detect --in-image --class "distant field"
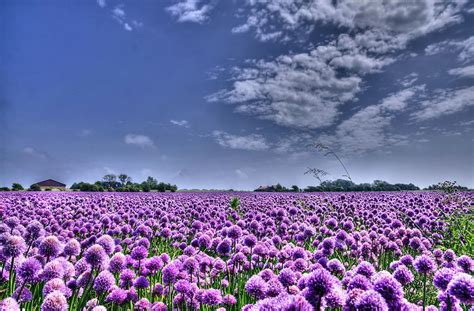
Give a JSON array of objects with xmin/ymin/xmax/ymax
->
[{"xmin": 1, "ymin": 192, "xmax": 473, "ymax": 310}]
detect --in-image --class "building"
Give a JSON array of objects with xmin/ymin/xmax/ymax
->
[{"xmin": 35, "ymin": 179, "xmax": 66, "ymax": 191}]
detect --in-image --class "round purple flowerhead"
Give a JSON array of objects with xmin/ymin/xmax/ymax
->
[
  {"xmin": 13, "ymin": 287, "xmax": 32, "ymax": 304},
  {"xmin": 84, "ymin": 244, "xmax": 108, "ymax": 268},
  {"xmin": 348, "ymin": 274, "xmax": 372, "ymax": 291},
  {"xmin": 134, "ymin": 276, "xmax": 150, "ymax": 289},
  {"xmin": 256, "ymin": 294, "xmax": 313, "ymax": 311},
  {"xmin": 393, "ymin": 265, "xmax": 414, "ymax": 286},
  {"xmin": 202, "ymin": 289, "xmax": 222, "ymax": 306},
  {"xmin": 41, "ymin": 290, "xmax": 68, "ymax": 311},
  {"xmin": 39, "ymin": 236, "xmax": 62, "ymax": 259},
  {"xmin": 433, "ymin": 268, "xmax": 456, "ymax": 291},
  {"xmin": 456, "ymin": 255, "xmax": 474, "ymax": 273},
  {"xmin": 355, "ymin": 261, "xmax": 375, "ymax": 278},
  {"xmin": 305, "ymin": 268, "xmax": 336, "ymax": 299},
  {"xmin": 447, "ymin": 272, "xmax": 474, "ymax": 305},
  {"xmin": 131, "ymin": 246, "xmax": 148, "ymax": 261},
  {"xmin": 266, "ymin": 278, "xmax": 285, "ymax": 298},
  {"xmin": 216, "ymin": 239, "xmax": 231, "ymax": 257},
  {"xmin": 414, "ymin": 255, "xmax": 436, "ymax": 274},
  {"xmin": 355, "ymin": 290, "xmax": 388, "ymax": 311},
  {"xmin": 106, "ymin": 288, "xmax": 128, "ymax": 305},
  {"xmin": 162, "ymin": 263, "xmax": 179, "ymax": 285},
  {"xmin": 94, "ymin": 271, "xmax": 115, "ymax": 294},
  {"xmin": 245, "ymin": 275, "xmax": 267, "ymax": 299},
  {"xmin": 63, "ymin": 239, "xmax": 80, "ymax": 257},
  {"xmin": 227, "ymin": 225, "xmax": 242, "ymax": 240},
  {"xmin": 109, "ymin": 253, "xmax": 126, "ymax": 274},
  {"xmin": 278, "ymin": 268, "xmax": 296, "ymax": 288},
  {"xmin": 0, "ymin": 297, "xmax": 20, "ymax": 311},
  {"xmin": 17, "ymin": 257, "xmax": 42, "ymax": 281},
  {"xmin": 243, "ymin": 235, "xmax": 257, "ymax": 248},
  {"xmin": 372, "ymin": 272, "xmax": 404, "ymax": 309},
  {"xmin": 43, "ymin": 278, "xmax": 71, "ymax": 298},
  {"xmin": 175, "ymin": 279, "xmax": 191, "ymax": 294},
  {"xmin": 3, "ymin": 235, "xmax": 26, "ymax": 258}
]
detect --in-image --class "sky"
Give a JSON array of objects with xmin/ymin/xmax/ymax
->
[{"xmin": 1, "ymin": 0, "xmax": 473, "ymax": 190}]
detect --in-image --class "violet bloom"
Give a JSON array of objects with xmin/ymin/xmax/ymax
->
[
  {"xmin": 456, "ymin": 255, "xmax": 474, "ymax": 273},
  {"xmin": 245, "ymin": 275, "xmax": 267, "ymax": 299},
  {"xmin": 96, "ymin": 235, "xmax": 115, "ymax": 256},
  {"xmin": 354, "ymin": 290, "xmax": 388, "ymax": 311},
  {"xmin": 3, "ymin": 235, "xmax": 26, "ymax": 258},
  {"xmin": 162, "ymin": 263, "xmax": 179, "ymax": 285},
  {"xmin": 63, "ymin": 239, "xmax": 80, "ymax": 257},
  {"xmin": 393, "ymin": 265, "xmax": 414, "ymax": 286},
  {"xmin": 84, "ymin": 244, "xmax": 108, "ymax": 268},
  {"xmin": 39, "ymin": 236, "xmax": 62, "ymax": 259},
  {"xmin": 13, "ymin": 287, "xmax": 32, "ymax": 304},
  {"xmin": 372, "ymin": 272, "xmax": 404, "ymax": 309},
  {"xmin": 41, "ymin": 290, "xmax": 68, "ymax": 311},
  {"xmin": 133, "ymin": 276, "xmax": 150, "ymax": 289},
  {"xmin": 93, "ymin": 271, "xmax": 115, "ymax": 294},
  {"xmin": 355, "ymin": 261, "xmax": 375, "ymax": 278},
  {"xmin": 109, "ymin": 253, "xmax": 126, "ymax": 274},
  {"xmin": 255, "ymin": 294, "xmax": 312, "ymax": 311},
  {"xmin": 348, "ymin": 274, "xmax": 372, "ymax": 291},
  {"xmin": 433, "ymin": 268, "xmax": 456, "ymax": 291},
  {"xmin": 304, "ymin": 268, "xmax": 337, "ymax": 308},
  {"xmin": 278, "ymin": 268, "xmax": 296, "ymax": 288},
  {"xmin": 43, "ymin": 278, "xmax": 72, "ymax": 298},
  {"xmin": 17, "ymin": 257, "xmax": 42, "ymax": 282},
  {"xmin": 447, "ymin": 273, "xmax": 474, "ymax": 305},
  {"xmin": 131, "ymin": 246, "xmax": 148, "ymax": 261},
  {"xmin": 202, "ymin": 289, "xmax": 222, "ymax": 306},
  {"xmin": 414, "ymin": 255, "xmax": 436, "ymax": 274},
  {"xmin": 0, "ymin": 297, "xmax": 20, "ymax": 311},
  {"xmin": 106, "ymin": 288, "xmax": 128, "ymax": 305}
]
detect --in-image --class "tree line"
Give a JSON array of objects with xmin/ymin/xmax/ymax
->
[
  {"xmin": 254, "ymin": 179, "xmax": 471, "ymax": 192},
  {"xmin": 70, "ymin": 174, "xmax": 177, "ymax": 192}
]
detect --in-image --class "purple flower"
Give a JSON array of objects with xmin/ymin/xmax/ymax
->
[
  {"xmin": 355, "ymin": 290, "xmax": 388, "ymax": 311},
  {"xmin": 202, "ymin": 289, "xmax": 222, "ymax": 306},
  {"xmin": 456, "ymin": 255, "xmax": 473, "ymax": 273},
  {"xmin": 41, "ymin": 290, "xmax": 68, "ymax": 311},
  {"xmin": 119, "ymin": 269, "xmax": 135, "ymax": 288},
  {"xmin": 227, "ymin": 225, "xmax": 242, "ymax": 240},
  {"xmin": 433, "ymin": 268, "xmax": 456, "ymax": 291},
  {"xmin": 131, "ymin": 246, "xmax": 148, "ymax": 261},
  {"xmin": 216, "ymin": 239, "xmax": 231, "ymax": 256},
  {"xmin": 393, "ymin": 265, "xmax": 414, "ymax": 286},
  {"xmin": 0, "ymin": 298, "xmax": 20, "ymax": 311},
  {"xmin": 17, "ymin": 257, "xmax": 41, "ymax": 281},
  {"xmin": 355, "ymin": 261, "xmax": 375, "ymax": 278},
  {"xmin": 43, "ymin": 278, "xmax": 71, "ymax": 298},
  {"xmin": 304, "ymin": 268, "xmax": 336, "ymax": 305},
  {"xmin": 372, "ymin": 272, "xmax": 404, "ymax": 309},
  {"xmin": 39, "ymin": 236, "xmax": 62, "ymax": 259},
  {"xmin": 278, "ymin": 268, "xmax": 296, "ymax": 288},
  {"xmin": 245, "ymin": 275, "xmax": 267, "ymax": 299},
  {"xmin": 106, "ymin": 288, "xmax": 128, "ymax": 305},
  {"xmin": 96, "ymin": 235, "xmax": 115, "ymax": 255},
  {"xmin": 109, "ymin": 253, "xmax": 126, "ymax": 274},
  {"xmin": 84, "ymin": 244, "xmax": 108, "ymax": 268},
  {"xmin": 63, "ymin": 239, "xmax": 80, "ymax": 257},
  {"xmin": 243, "ymin": 234, "xmax": 257, "ymax": 248},
  {"xmin": 133, "ymin": 276, "xmax": 150, "ymax": 289},
  {"xmin": 256, "ymin": 294, "xmax": 313, "ymax": 310},
  {"xmin": 175, "ymin": 279, "xmax": 191, "ymax": 294},
  {"xmin": 94, "ymin": 271, "xmax": 115, "ymax": 294},
  {"xmin": 13, "ymin": 287, "xmax": 32, "ymax": 303},
  {"xmin": 348, "ymin": 274, "xmax": 372, "ymax": 291},
  {"xmin": 447, "ymin": 272, "xmax": 474, "ymax": 305},
  {"xmin": 162, "ymin": 263, "xmax": 179, "ymax": 285},
  {"xmin": 414, "ymin": 255, "xmax": 436, "ymax": 274},
  {"xmin": 266, "ymin": 278, "xmax": 285, "ymax": 297},
  {"xmin": 3, "ymin": 235, "xmax": 26, "ymax": 258}
]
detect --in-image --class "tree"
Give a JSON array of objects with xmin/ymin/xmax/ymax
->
[
  {"xmin": 102, "ymin": 174, "xmax": 118, "ymax": 189},
  {"xmin": 29, "ymin": 184, "xmax": 41, "ymax": 191},
  {"xmin": 291, "ymin": 185, "xmax": 300, "ymax": 192},
  {"xmin": 11, "ymin": 183, "xmax": 24, "ymax": 191},
  {"xmin": 118, "ymin": 174, "xmax": 132, "ymax": 187}
]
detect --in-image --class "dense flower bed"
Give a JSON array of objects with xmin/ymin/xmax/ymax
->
[{"xmin": 0, "ymin": 192, "xmax": 473, "ymax": 310}]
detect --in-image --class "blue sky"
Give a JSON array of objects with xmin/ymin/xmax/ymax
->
[{"xmin": 1, "ymin": 0, "xmax": 473, "ymax": 189}]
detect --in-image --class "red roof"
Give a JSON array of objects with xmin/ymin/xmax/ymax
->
[{"xmin": 35, "ymin": 179, "xmax": 66, "ymax": 187}]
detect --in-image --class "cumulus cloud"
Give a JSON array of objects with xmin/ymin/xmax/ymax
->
[
  {"xmin": 97, "ymin": 0, "xmax": 106, "ymax": 8},
  {"xmin": 209, "ymin": 34, "xmax": 394, "ymax": 129},
  {"xmin": 319, "ymin": 85, "xmax": 423, "ymax": 153},
  {"xmin": 411, "ymin": 86, "xmax": 474, "ymax": 121},
  {"xmin": 109, "ymin": 5, "xmax": 140, "ymax": 31},
  {"xmin": 124, "ymin": 134, "xmax": 156, "ymax": 149},
  {"xmin": 235, "ymin": 169, "xmax": 248, "ymax": 179},
  {"xmin": 425, "ymin": 36, "xmax": 474, "ymax": 62},
  {"xmin": 22, "ymin": 147, "xmax": 49, "ymax": 159},
  {"xmin": 166, "ymin": 0, "xmax": 216, "ymax": 23},
  {"xmin": 212, "ymin": 131, "xmax": 269, "ymax": 151},
  {"xmin": 233, "ymin": 0, "xmax": 466, "ymax": 44},
  {"xmin": 448, "ymin": 65, "xmax": 474, "ymax": 78},
  {"xmin": 170, "ymin": 119, "xmax": 190, "ymax": 127}
]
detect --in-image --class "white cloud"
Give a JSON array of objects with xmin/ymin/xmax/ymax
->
[
  {"xmin": 124, "ymin": 134, "xmax": 156, "ymax": 149},
  {"xmin": 170, "ymin": 119, "xmax": 190, "ymax": 127},
  {"xmin": 233, "ymin": 0, "xmax": 466, "ymax": 44},
  {"xmin": 425, "ymin": 36, "xmax": 474, "ymax": 62},
  {"xmin": 411, "ymin": 86, "xmax": 474, "ymax": 121},
  {"xmin": 212, "ymin": 131, "xmax": 269, "ymax": 151},
  {"xmin": 110, "ymin": 6, "xmax": 139, "ymax": 31},
  {"xmin": 319, "ymin": 85, "xmax": 423, "ymax": 153},
  {"xmin": 166, "ymin": 0, "xmax": 216, "ymax": 23},
  {"xmin": 78, "ymin": 129, "xmax": 92, "ymax": 137},
  {"xmin": 209, "ymin": 34, "xmax": 394, "ymax": 129},
  {"xmin": 97, "ymin": 0, "xmax": 106, "ymax": 8},
  {"xmin": 22, "ymin": 147, "xmax": 49, "ymax": 159},
  {"xmin": 235, "ymin": 169, "xmax": 248, "ymax": 179},
  {"xmin": 448, "ymin": 65, "xmax": 474, "ymax": 78}
]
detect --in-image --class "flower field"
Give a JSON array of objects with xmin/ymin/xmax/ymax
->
[{"xmin": 0, "ymin": 192, "xmax": 473, "ymax": 311}]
